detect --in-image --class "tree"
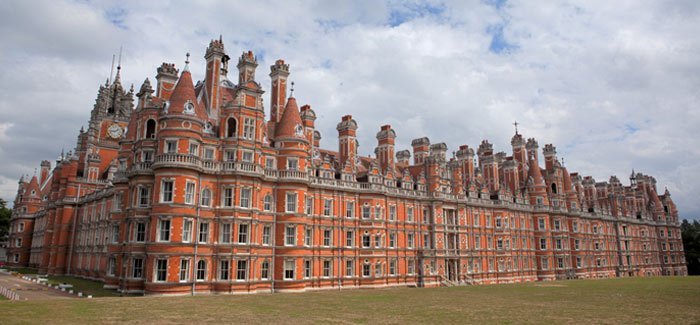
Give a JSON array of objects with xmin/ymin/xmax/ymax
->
[
  {"xmin": 0, "ymin": 198, "xmax": 11, "ymax": 241},
  {"xmin": 681, "ymin": 219, "xmax": 700, "ymax": 275}
]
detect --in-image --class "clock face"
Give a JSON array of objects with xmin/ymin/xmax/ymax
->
[{"xmin": 108, "ymin": 124, "xmax": 123, "ymax": 139}]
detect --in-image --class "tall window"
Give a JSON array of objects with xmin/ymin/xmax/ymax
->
[
  {"xmin": 323, "ymin": 199, "xmax": 332, "ymax": 216},
  {"xmin": 223, "ymin": 188, "xmax": 234, "ymax": 207},
  {"xmin": 362, "ymin": 233, "xmax": 371, "ymax": 248},
  {"xmin": 540, "ymin": 238, "xmax": 547, "ymax": 250},
  {"xmin": 107, "ymin": 257, "xmax": 116, "ymax": 276},
  {"xmin": 236, "ymin": 260, "xmax": 248, "ymax": 280},
  {"xmin": 227, "ymin": 117, "xmax": 237, "ymax": 138},
  {"xmin": 238, "ymin": 224, "xmax": 249, "ymax": 244},
  {"xmin": 407, "ymin": 233, "xmax": 414, "ymax": 249},
  {"xmin": 156, "ymin": 259, "xmax": 168, "ymax": 282},
  {"xmin": 132, "ymin": 258, "xmax": 144, "ymax": 278},
  {"xmin": 242, "ymin": 151, "xmax": 253, "ymax": 163},
  {"xmin": 346, "ymin": 202, "xmax": 355, "ymax": 218},
  {"xmin": 345, "ymin": 260, "xmax": 354, "ymax": 277},
  {"xmin": 188, "ymin": 143, "xmax": 199, "ymax": 156},
  {"xmin": 196, "ymin": 260, "xmax": 207, "ymax": 281},
  {"xmin": 261, "ymin": 260, "xmax": 270, "ymax": 280},
  {"xmin": 389, "ymin": 232, "xmax": 396, "ymax": 248},
  {"xmin": 182, "ymin": 219, "xmax": 193, "ymax": 243},
  {"xmin": 137, "ymin": 186, "xmax": 150, "ymax": 207},
  {"xmin": 135, "ymin": 222, "xmax": 146, "ymax": 242},
  {"xmin": 362, "ymin": 262, "xmax": 371, "ymax": 277},
  {"xmin": 389, "ymin": 259, "xmax": 396, "ymax": 276},
  {"xmin": 285, "ymin": 226, "xmax": 296, "ymax": 246},
  {"xmin": 158, "ymin": 219, "xmax": 171, "ymax": 242},
  {"xmin": 179, "ymin": 259, "xmax": 190, "ymax": 282},
  {"xmin": 304, "ymin": 227, "xmax": 312, "ymax": 246},
  {"xmin": 262, "ymin": 225, "xmax": 271, "ymax": 245},
  {"xmin": 284, "ymin": 260, "xmax": 295, "ymax": 280},
  {"xmin": 240, "ymin": 188, "xmax": 251, "ymax": 208},
  {"xmin": 323, "ymin": 260, "xmax": 332, "ymax": 278},
  {"xmin": 198, "ymin": 222, "xmax": 209, "ymax": 244},
  {"xmin": 161, "ymin": 180, "xmax": 174, "ymax": 203},
  {"xmin": 145, "ymin": 119, "xmax": 156, "ymax": 139},
  {"xmin": 287, "ymin": 158, "xmax": 298, "ymax": 170},
  {"xmin": 200, "ymin": 188, "xmax": 211, "ymax": 207},
  {"xmin": 165, "ymin": 140, "xmax": 177, "ymax": 153},
  {"xmin": 204, "ymin": 148, "xmax": 215, "ymax": 160},
  {"xmin": 185, "ymin": 182, "xmax": 195, "ymax": 205},
  {"xmin": 305, "ymin": 196, "xmax": 313, "ymax": 215},
  {"xmin": 304, "ymin": 260, "xmax": 311, "ymax": 279},
  {"xmin": 286, "ymin": 192, "xmax": 297, "ymax": 213},
  {"xmin": 323, "ymin": 229, "xmax": 332, "ymax": 247},
  {"xmin": 220, "ymin": 260, "xmax": 230, "ymax": 280},
  {"xmin": 220, "ymin": 223, "xmax": 231, "ymax": 244},
  {"xmin": 263, "ymin": 194, "xmax": 272, "ymax": 211},
  {"xmin": 374, "ymin": 205, "xmax": 381, "ymax": 219},
  {"xmin": 389, "ymin": 205, "xmax": 396, "ymax": 221},
  {"xmin": 346, "ymin": 230, "xmax": 354, "ymax": 247},
  {"xmin": 407, "ymin": 207, "xmax": 414, "ymax": 222},
  {"xmin": 362, "ymin": 205, "xmax": 370, "ymax": 219},
  {"xmin": 243, "ymin": 117, "xmax": 255, "ymax": 140}
]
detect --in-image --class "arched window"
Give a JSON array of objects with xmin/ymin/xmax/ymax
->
[
  {"xmin": 196, "ymin": 260, "xmax": 207, "ymax": 281},
  {"xmin": 551, "ymin": 183, "xmax": 557, "ymax": 194},
  {"xmin": 264, "ymin": 194, "xmax": 272, "ymax": 211},
  {"xmin": 201, "ymin": 188, "xmax": 211, "ymax": 207},
  {"xmin": 227, "ymin": 117, "xmax": 237, "ymax": 138},
  {"xmin": 145, "ymin": 119, "xmax": 156, "ymax": 139}
]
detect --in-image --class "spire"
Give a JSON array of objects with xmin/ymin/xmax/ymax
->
[
  {"xmin": 275, "ymin": 97, "xmax": 305, "ymax": 140},
  {"xmin": 166, "ymin": 56, "xmax": 206, "ymax": 119},
  {"xmin": 114, "ymin": 46, "xmax": 123, "ymax": 84}
]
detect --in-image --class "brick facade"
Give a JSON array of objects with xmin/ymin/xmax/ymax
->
[{"xmin": 7, "ymin": 39, "xmax": 687, "ymax": 295}]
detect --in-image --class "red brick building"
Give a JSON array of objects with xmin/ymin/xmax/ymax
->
[{"xmin": 7, "ymin": 39, "xmax": 687, "ymax": 295}]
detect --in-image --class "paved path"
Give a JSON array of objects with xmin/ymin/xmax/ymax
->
[{"xmin": 0, "ymin": 272, "xmax": 75, "ymax": 300}]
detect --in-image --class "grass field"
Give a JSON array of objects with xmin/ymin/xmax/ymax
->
[{"xmin": 1, "ymin": 277, "xmax": 699, "ymax": 324}]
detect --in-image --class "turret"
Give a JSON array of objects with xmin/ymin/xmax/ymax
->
[{"xmin": 396, "ymin": 150, "xmax": 411, "ymax": 166}]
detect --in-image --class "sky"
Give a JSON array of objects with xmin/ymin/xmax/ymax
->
[{"xmin": 0, "ymin": 0, "xmax": 698, "ymax": 219}]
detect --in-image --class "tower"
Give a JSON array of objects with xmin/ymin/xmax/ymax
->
[
  {"xmin": 237, "ymin": 50, "xmax": 258, "ymax": 85},
  {"xmin": 270, "ymin": 59, "xmax": 290, "ymax": 123},
  {"xmin": 204, "ymin": 37, "xmax": 229, "ymax": 115}
]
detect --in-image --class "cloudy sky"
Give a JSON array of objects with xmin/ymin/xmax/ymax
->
[{"xmin": 0, "ymin": 0, "xmax": 698, "ymax": 218}]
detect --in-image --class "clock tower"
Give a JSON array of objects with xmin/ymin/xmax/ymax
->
[{"xmin": 75, "ymin": 65, "xmax": 134, "ymax": 179}]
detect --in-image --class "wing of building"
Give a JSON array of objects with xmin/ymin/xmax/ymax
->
[{"xmin": 6, "ymin": 39, "xmax": 687, "ymax": 295}]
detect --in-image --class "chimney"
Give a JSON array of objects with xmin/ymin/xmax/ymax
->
[
  {"xmin": 155, "ymin": 63, "xmax": 179, "ymax": 99},
  {"xmin": 40, "ymin": 160, "xmax": 51, "ymax": 185},
  {"xmin": 411, "ymin": 137, "xmax": 430, "ymax": 164},
  {"xmin": 336, "ymin": 115, "xmax": 358, "ymax": 168},
  {"xmin": 375, "ymin": 125, "xmax": 396, "ymax": 173}
]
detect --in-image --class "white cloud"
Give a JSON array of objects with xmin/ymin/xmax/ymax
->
[{"xmin": 0, "ymin": 0, "xmax": 698, "ymax": 219}]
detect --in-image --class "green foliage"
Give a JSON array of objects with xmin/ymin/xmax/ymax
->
[
  {"xmin": 681, "ymin": 219, "xmax": 700, "ymax": 275},
  {"xmin": 0, "ymin": 198, "xmax": 11, "ymax": 241}
]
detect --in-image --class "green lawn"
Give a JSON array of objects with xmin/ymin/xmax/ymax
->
[
  {"xmin": 1, "ymin": 277, "xmax": 699, "ymax": 324},
  {"xmin": 46, "ymin": 276, "xmax": 121, "ymax": 298}
]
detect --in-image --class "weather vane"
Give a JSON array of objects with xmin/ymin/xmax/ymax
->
[
  {"xmin": 290, "ymin": 81, "xmax": 295, "ymax": 97},
  {"xmin": 513, "ymin": 121, "xmax": 519, "ymax": 134}
]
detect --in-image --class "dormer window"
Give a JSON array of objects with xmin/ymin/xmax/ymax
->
[
  {"xmin": 295, "ymin": 124, "xmax": 304, "ymax": 137},
  {"xmin": 184, "ymin": 100, "xmax": 195, "ymax": 114},
  {"xmin": 162, "ymin": 101, "xmax": 170, "ymax": 113}
]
